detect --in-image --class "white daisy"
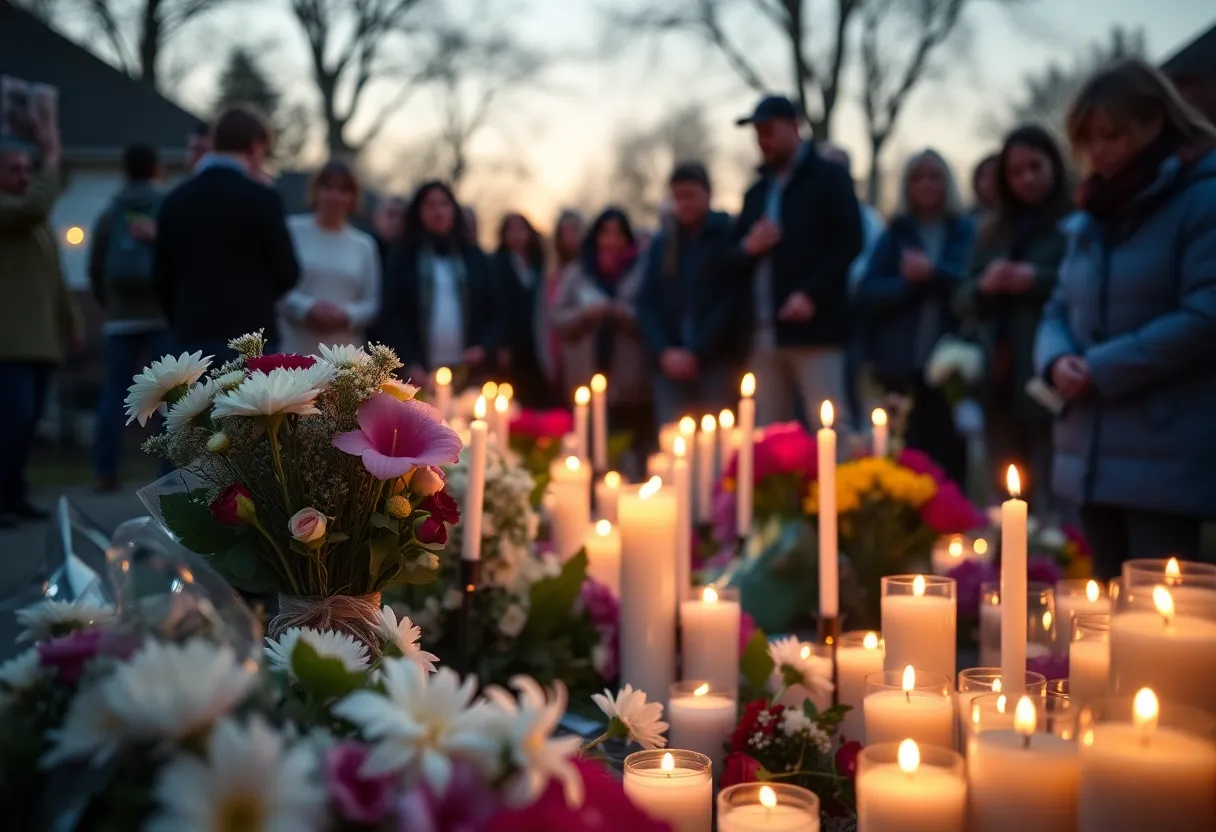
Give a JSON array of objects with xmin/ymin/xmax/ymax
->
[
  {"xmin": 332, "ymin": 660, "xmax": 500, "ymax": 793},
  {"xmin": 377, "ymin": 607, "xmax": 439, "ymax": 674},
  {"xmin": 590, "ymin": 684, "xmax": 669, "ymax": 750},
  {"xmin": 15, "ymin": 598, "xmax": 116, "ymax": 643},
  {"xmin": 125, "ymin": 351, "xmax": 213, "ymax": 426},
  {"xmin": 42, "ymin": 687, "xmax": 127, "ymax": 767},
  {"xmin": 264, "ymin": 627, "xmax": 371, "ymax": 680},
  {"xmin": 484, "ymin": 676, "xmax": 583, "ymax": 808},
  {"xmin": 0, "ymin": 648, "xmax": 43, "ymax": 691},
  {"xmin": 147, "ymin": 715, "xmax": 326, "ymax": 832},
  {"xmin": 315, "ymin": 343, "xmax": 369, "ymax": 368},
  {"xmin": 768, "ymin": 636, "xmax": 835, "ymax": 703},
  {"xmin": 212, "ymin": 364, "xmax": 336, "ymax": 419},
  {"xmin": 214, "ymin": 369, "xmax": 248, "ymax": 392},
  {"xmin": 165, "ymin": 379, "xmax": 216, "ymax": 433}
]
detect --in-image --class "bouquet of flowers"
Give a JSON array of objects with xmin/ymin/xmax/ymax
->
[
  {"xmin": 129, "ymin": 333, "xmax": 461, "ymax": 648},
  {"xmin": 712, "ymin": 422, "xmax": 819, "ymax": 546},
  {"xmin": 924, "ymin": 334, "xmax": 984, "ymax": 404},
  {"xmin": 510, "ymin": 408, "xmax": 574, "ymax": 503}
]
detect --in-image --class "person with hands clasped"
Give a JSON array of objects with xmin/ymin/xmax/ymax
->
[{"xmin": 1034, "ymin": 59, "xmax": 1216, "ymax": 579}]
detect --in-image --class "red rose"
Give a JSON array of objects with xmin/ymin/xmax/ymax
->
[
  {"xmin": 417, "ymin": 516, "xmax": 448, "ymax": 545},
  {"xmin": 209, "ymin": 483, "xmax": 255, "ymax": 526},
  {"xmin": 731, "ymin": 699, "xmax": 783, "ymax": 751},
  {"xmin": 421, "ymin": 490, "xmax": 461, "ymax": 525},
  {"xmin": 720, "ymin": 752, "xmax": 763, "ymax": 789},
  {"xmin": 246, "ymin": 353, "xmax": 316, "ymax": 374},
  {"xmin": 835, "ymin": 740, "xmax": 863, "ymax": 779}
]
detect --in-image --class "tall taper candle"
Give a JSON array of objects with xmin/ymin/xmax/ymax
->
[
  {"xmin": 872, "ymin": 408, "xmax": 889, "ymax": 458},
  {"xmin": 1001, "ymin": 465, "xmax": 1028, "ymax": 687},
  {"xmin": 433, "ymin": 366, "xmax": 452, "ymax": 420},
  {"xmin": 818, "ymin": 401, "xmax": 839, "ymax": 618},
  {"xmin": 462, "ymin": 396, "xmax": 489, "ymax": 562},
  {"xmin": 718, "ymin": 409, "xmax": 738, "ymax": 467},
  {"xmin": 696, "ymin": 414, "xmax": 717, "ymax": 524},
  {"xmin": 619, "ymin": 477, "xmax": 679, "ymax": 701},
  {"xmin": 736, "ymin": 374, "xmax": 756, "ymax": 538},
  {"xmin": 574, "ymin": 386, "xmax": 590, "ymax": 462},
  {"xmin": 493, "ymin": 394, "xmax": 510, "ymax": 448},
  {"xmin": 595, "ymin": 471, "xmax": 622, "ymax": 524},
  {"xmin": 591, "ymin": 373, "xmax": 608, "ymax": 471},
  {"xmin": 673, "ymin": 437, "xmax": 692, "ymax": 597}
]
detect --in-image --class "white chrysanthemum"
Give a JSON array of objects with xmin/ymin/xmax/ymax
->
[
  {"xmin": 165, "ymin": 379, "xmax": 216, "ymax": 433},
  {"xmin": 591, "ymin": 684, "xmax": 669, "ymax": 750},
  {"xmin": 0, "ymin": 648, "xmax": 43, "ymax": 691},
  {"xmin": 147, "ymin": 715, "xmax": 326, "ymax": 832},
  {"xmin": 16, "ymin": 598, "xmax": 116, "ymax": 643},
  {"xmin": 214, "ymin": 369, "xmax": 247, "ymax": 392},
  {"xmin": 484, "ymin": 676, "xmax": 583, "ymax": 808},
  {"xmin": 780, "ymin": 707, "xmax": 812, "ymax": 737},
  {"xmin": 332, "ymin": 660, "xmax": 500, "ymax": 793},
  {"xmin": 315, "ymin": 343, "xmax": 369, "ymax": 368},
  {"xmin": 125, "ymin": 351, "xmax": 212, "ymax": 426},
  {"xmin": 768, "ymin": 636, "xmax": 835, "ymax": 703},
  {"xmin": 377, "ymin": 607, "xmax": 439, "ymax": 674},
  {"xmin": 264, "ymin": 627, "xmax": 371, "ymax": 680},
  {"xmin": 212, "ymin": 364, "xmax": 336, "ymax": 419},
  {"xmin": 43, "ymin": 688, "xmax": 126, "ymax": 767}
]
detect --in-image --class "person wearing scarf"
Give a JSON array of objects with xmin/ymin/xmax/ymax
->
[
  {"xmin": 493, "ymin": 212, "xmax": 554, "ymax": 408},
  {"xmin": 956, "ymin": 126, "xmax": 1072, "ymax": 510},
  {"xmin": 1035, "ymin": 59, "xmax": 1216, "ymax": 579}
]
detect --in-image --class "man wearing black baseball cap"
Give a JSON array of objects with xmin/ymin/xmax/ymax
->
[{"xmin": 732, "ymin": 94, "xmax": 863, "ymax": 428}]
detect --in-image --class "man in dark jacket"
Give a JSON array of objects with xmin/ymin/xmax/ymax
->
[
  {"xmin": 734, "ymin": 96, "xmax": 863, "ymax": 427},
  {"xmin": 638, "ymin": 162, "xmax": 748, "ymax": 425},
  {"xmin": 153, "ymin": 104, "xmax": 299, "ymax": 358}
]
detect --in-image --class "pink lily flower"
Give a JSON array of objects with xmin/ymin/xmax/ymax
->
[{"xmin": 333, "ymin": 393, "xmax": 462, "ymax": 480}]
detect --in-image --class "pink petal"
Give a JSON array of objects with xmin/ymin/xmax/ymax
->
[
  {"xmin": 362, "ymin": 449, "xmax": 416, "ymax": 481},
  {"xmin": 333, "ymin": 429, "xmax": 374, "ymax": 456}
]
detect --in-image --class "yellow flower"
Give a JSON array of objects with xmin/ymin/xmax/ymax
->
[{"xmin": 386, "ymin": 495, "xmax": 413, "ymax": 519}]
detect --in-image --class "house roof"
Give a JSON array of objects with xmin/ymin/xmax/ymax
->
[
  {"xmin": 1162, "ymin": 22, "xmax": 1216, "ymax": 79},
  {"xmin": 0, "ymin": 1, "xmax": 201, "ymax": 164}
]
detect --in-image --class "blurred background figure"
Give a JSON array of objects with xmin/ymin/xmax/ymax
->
[
  {"xmin": 461, "ymin": 204, "xmax": 479, "ymax": 247},
  {"xmin": 371, "ymin": 194, "xmax": 407, "ymax": 268},
  {"xmin": 543, "ymin": 209, "xmax": 584, "ymax": 397},
  {"xmin": 970, "ymin": 153, "xmax": 1000, "ymax": 222},
  {"xmin": 280, "ymin": 159, "xmax": 380, "ymax": 356},
  {"xmin": 494, "ymin": 212, "xmax": 553, "ymax": 407},
  {"xmin": 186, "ymin": 120, "xmax": 211, "ymax": 172}
]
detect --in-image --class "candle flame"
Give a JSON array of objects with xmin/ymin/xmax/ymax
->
[
  {"xmin": 1082, "ymin": 729, "xmax": 1094, "ymax": 747},
  {"xmin": 595, "ymin": 519, "xmax": 612, "ymax": 536},
  {"xmin": 481, "ymin": 381, "xmax": 499, "ymax": 400},
  {"xmin": 565, "ymin": 456, "xmax": 581, "ymax": 472},
  {"xmin": 741, "ymin": 373, "xmax": 756, "ymax": 398},
  {"xmin": 1165, "ymin": 557, "xmax": 1181, "ymax": 579},
  {"xmin": 974, "ymin": 538, "xmax": 989, "ymax": 555},
  {"xmin": 863, "ymin": 632, "xmax": 879, "ymax": 650},
  {"xmin": 992, "ymin": 677, "xmax": 1002, "ymax": 693},
  {"xmin": 693, "ymin": 683, "xmax": 710, "ymax": 697},
  {"xmin": 494, "ymin": 394, "xmax": 509, "ymax": 414},
  {"xmin": 575, "ymin": 386, "xmax": 591, "ymax": 406},
  {"xmin": 948, "ymin": 537, "xmax": 963, "ymax": 558},
  {"xmin": 435, "ymin": 366, "xmax": 452, "ymax": 386},
  {"xmin": 759, "ymin": 785, "xmax": 777, "ymax": 808},
  {"xmin": 474, "ymin": 396, "xmax": 487, "ymax": 420},
  {"xmin": 700, "ymin": 414, "xmax": 716, "ymax": 433},
  {"xmin": 1153, "ymin": 585, "xmax": 1174, "ymax": 624},
  {"xmin": 679, "ymin": 416, "xmax": 696, "ymax": 436},
  {"xmin": 1086, "ymin": 580, "xmax": 1101, "ymax": 603},
  {"xmin": 1042, "ymin": 610, "xmax": 1054, "ymax": 632},
  {"xmin": 820, "ymin": 400, "xmax": 834, "ymax": 429},
  {"xmin": 702, "ymin": 586, "xmax": 719, "ymax": 604},
  {"xmin": 498, "ymin": 382, "xmax": 514, "ymax": 400},
  {"xmin": 590, "ymin": 373, "xmax": 607, "ymax": 393},
  {"xmin": 639, "ymin": 477, "xmax": 662, "ymax": 499},
  {"xmin": 1014, "ymin": 696, "xmax": 1037, "ymax": 737},
  {"xmin": 800, "ymin": 644, "xmax": 812, "ymax": 660},
  {"xmin": 872, "ymin": 407, "xmax": 888, "ymax": 427},
  {"xmin": 660, "ymin": 752, "xmax": 675, "ymax": 771},
  {"xmin": 901, "ymin": 665, "xmax": 916, "ymax": 692},
  {"xmin": 1133, "ymin": 688, "xmax": 1159, "ymax": 737},
  {"xmin": 719, "ymin": 409, "xmax": 735, "ymax": 430},
  {"xmin": 971, "ymin": 703, "xmax": 981, "ymax": 726},
  {"xmin": 605, "ymin": 471, "xmax": 621, "ymax": 488},
  {"xmin": 673, "ymin": 436, "xmax": 687, "ymax": 458},
  {"xmin": 1006, "ymin": 465, "xmax": 1021, "ymax": 497},
  {"xmin": 897, "ymin": 740, "xmax": 920, "ymax": 774},
  {"xmin": 912, "ymin": 575, "xmax": 926, "ymax": 597},
  {"xmin": 997, "ymin": 694, "xmax": 1008, "ymax": 714}
]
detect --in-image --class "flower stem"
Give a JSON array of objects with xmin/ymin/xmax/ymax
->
[
  {"xmin": 580, "ymin": 732, "xmax": 610, "ymax": 756},
  {"xmin": 765, "ymin": 769, "xmax": 848, "ymax": 783},
  {"xmin": 267, "ymin": 417, "xmax": 293, "ymax": 517},
  {"xmin": 251, "ymin": 516, "xmax": 300, "ymax": 595}
]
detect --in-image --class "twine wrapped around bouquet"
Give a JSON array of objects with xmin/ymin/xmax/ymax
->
[{"xmin": 269, "ymin": 593, "xmax": 383, "ymax": 656}]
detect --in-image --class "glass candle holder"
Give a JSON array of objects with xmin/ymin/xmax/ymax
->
[
  {"xmin": 979, "ymin": 580, "xmax": 1055, "ymax": 666},
  {"xmin": 931, "ymin": 533, "xmax": 993, "ymax": 576},
  {"xmin": 666, "ymin": 682, "xmax": 735, "ymax": 768},
  {"xmin": 837, "ymin": 630, "xmax": 884, "ymax": 744},
  {"xmin": 956, "ymin": 668, "xmax": 1047, "ymax": 750},
  {"xmin": 1055, "ymin": 578, "xmax": 1112, "ymax": 633},
  {"xmin": 881, "ymin": 575, "xmax": 957, "ymax": 684},
  {"xmin": 1122, "ymin": 557, "xmax": 1216, "ymax": 584},
  {"xmin": 1046, "ymin": 678, "xmax": 1070, "ymax": 701},
  {"xmin": 1110, "ymin": 572, "xmax": 1216, "ymax": 716},
  {"xmin": 679, "ymin": 587, "xmax": 740, "ymax": 693},
  {"xmin": 717, "ymin": 782, "xmax": 821, "ymax": 832},
  {"xmin": 1069, "ymin": 614, "xmax": 1109, "ymax": 707},
  {"xmin": 857, "ymin": 741, "xmax": 967, "ymax": 832},
  {"xmin": 864, "ymin": 668, "xmax": 953, "ymax": 749},
  {"xmin": 1077, "ymin": 696, "xmax": 1216, "ymax": 831},
  {"xmin": 622, "ymin": 750, "xmax": 712, "ymax": 832}
]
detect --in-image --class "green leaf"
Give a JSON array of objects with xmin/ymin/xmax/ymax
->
[
  {"xmin": 371, "ymin": 513, "xmax": 399, "ymax": 533},
  {"xmin": 291, "ymin": 640, "xmax": 367, "ymax": 701},
  {"xmin": 756, "ymin": 765, "xmax": 774, "ymax": 781},
  {"xmin": 522, "ymin": 550, "xmax": 588, "ymax": 643},
  {"xmin": 373, "ymin": 563, "xmax": 404, "ymax": 591},
  {"xmin": 159, "ymin": 490, "xmax": 238, "ymax": 554},
  {"xmin": 740, "ymin": 628, "xmax": 775, "ymax": 693},
  {"xmin": 802, "ymin": 698, "xmax": 821, "ymax": 721},
  {"xmin": 326, "ymin": 532, "xmax": 350, "ymax": 544},
  {"xmin": 224, "ymin": 538, "xmax": 259, "ymax": 580},
  {"xmin": 369, "ymin": 533, "xmax": 399, "ymax": 579}
]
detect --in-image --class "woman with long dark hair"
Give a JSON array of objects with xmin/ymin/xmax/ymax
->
[
  {"xmin": 493, "ymin": 212, "xmax": 552, "ymax": 407},
  {"xmin": 381, "ymin": 180, "xmax": 497, "ymax": 381},
  {"xmin": 1035, "ymin": 59, "xmax": 1216, "ymax": 578},
  {"xmin": 956, "ymin": 126, "xmax": 1072, "ymax": 508}
]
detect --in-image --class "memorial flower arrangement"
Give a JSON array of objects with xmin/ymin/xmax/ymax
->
[
  {"xmin": 712, "ymin": 422, "xmax": 819, "ymax": 545},
  {"xmin": 130, "ymin": 334, "xmax": 461, "ymax": 649},
  {"xmin": 924, "ymin": 334, "xmax": 984, "ymax": 404},
  {"xmin": 510, "ymin": 408, "xmax": 574, "ymax": 501}
]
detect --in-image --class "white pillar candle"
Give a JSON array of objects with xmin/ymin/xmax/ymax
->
[
  {"xmin": 718, "ymin": 783, "xmax": 821, "ymax": 832},
  {"xmin": 1001, "ymin": 466, "xmax": 1028, "ymax": 687},
  {"xmin": 837, "ymin": 631, "xmax": 884, "ymax": 744},
  {"xmin": 817, "ymin": 401, "xmax": 838, "ymax": 618},
  {"xmin": 1070, "ymin": 639, "xmax": 1109, "ymax": 706},
  {"xmin": 864, "ymin": 666, "xmax": 955, "ymax": 749},
  {"xmin": 461, "ymin": 398, "xmax": 489, "ymax": 563},
  {"xmin": 619, "ymin": 477, "xmax": 679, "ymax": 702},
  {"xmin": 667, "ymin": 683, "xmax": 736, "ymax": 767},
  {"xmin": 672, "ymin": 438, "xmax": 692, "ymax": 598},
  {"xmin": 433, "ymin": 366, "xmax": 452, "ymax": 419},
  {"xmin": 736, "ymin": 374, "xmax": 756, "ymax": 538},
  {"xmin": 857, "ymin": 741, "xmax": 967, "ymax": 832},
  {"xmin": 1078, "ymin": 689, "xmax": 1216, "ymax": 832},
  {"xmin": 718, "ymin": 409, "xmax": 739, "ymax": 469},
  {"xmin": 678, "ymin": 415, "xmax": 697, "ymax": 518},
  {"xmin": 695, "ymin": 414, "xmax": 717, "ymax": 524},
  {"xmin": 968, "ymin": 696, "xmax": 1079, "ymax": 832},
  {"xmin": 646, "ymin": 452, "xmax": 671, "ymax": 482},
  {"xmin": 1056, "ymin": 579, "xmax": 1111, "ymax": 627},
  {"xmin": 547, "ymin": 456, "xmax": 591, "ymax": 562},
  {"xmin": 680, "ymin": 586, "xmax": 741, "ymax": 692},
  {"xmin": 871, "ymin": 407, "xmax": 888, "ymax": 458},
  {"xmin": 659, "ymin": 422, "xmax": 679, "ymax": 456},
  {"xmin": 623, "ymin": 751, "xmax": 712, "ymax": 832},
  {"xmin": 881, "ymin": 575, "xmax": 957, "ymax": 684},
  {"xmin": 493, "ymin": 393, "xmax": 510, "ymax": 448},
  {"xmin": 594, "ymin": 471, "xmax": 622, "ymax": 523},
  {"xmin": 590, "ymin": 373, "xmax": 608, "ymax": 471},
  {"xmin": 585, "ymin": 519, "xmax": 621, "ymax": 597},
  {"xmin": 573, "ymin": 386, "xmax": 590, "ymax": 462}
]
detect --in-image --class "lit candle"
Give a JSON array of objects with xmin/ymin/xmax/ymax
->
[
  {"xmin": 480, "ymin": 380, "xmax": 498, "ymax": 404},
  {"xmin": 585, "ymin": 519, "xmax": 621, "ymax": 597},
  {"xmin": 623, "ymin": 750, "xmax": 713, "ymax": 832},
  {"xmin": 817, "ymin": 401, "xmax": 838, "ymax": 618},
  {"xmin": 493, "ymin": 394, "xmax": 510, "ymax": 447},
  {"xmin": 695, "ymin": 414, "xmax": 717, "ymax": 524},
  {"xmin": 930, "ymin": 534, "xmax": 992, "ymax": 576},
  {"xmin": 433, "ymin": 366, "xmax": 452, "ymax": 419},
  {"xmin": 1069, "ymin": 615, "xmax": 1109, "ymax": 706},
  {"xmin": 680, "ymin": 587, "xmax": 741, "ymax": 692},
  {"xmin": 595, "ymin": 471, "xmax": 623, "ymax": 524},
  {"xmin": 547, "ymin": 456, "xmax": 591, "ymax": 562},
  {"xmin": 881, "ymin": 575, "xmax": 957, "ymax": 684},
  {"xmin": 864, "ymin": 665, "xmax": 955, "ymax": 749},
  {"xmin": 871, "ymin": 407, "xmax": 889, "ymax": 458},
  {"xmin": 1001, "ymin": 466, "xmax": 1028, "ymax": 687},
  {"xmin": 979, "ymin": 582, "xmax": 1055, "ymax": 668},
  {"xmin": 736, "ymin": 374, "xmax": 756, "ymax": 538},
  {"xmin": 619, "ymin": 478, "xmax": 679, "ymax": 701},
  {"xmin": 1056, "ymin": 579, "xmax": 1111, "ymax": 627},
  {"xmin": 718, "ymin": 783, "xmax": 821, "ymax": 832},
  {"xmin": 672, "ymin": 437, "xmax": 692, "ymax": 597},
  {"xmin": 462, "ymin": 396, "xmax": 488, "ymax": 562},
  {"xmin": 718, "ymin": 409, "xmax": 739, "ymax": 468},
  {"xmin": 667, "ymin": 682, "xmax": 736, "ymax": 768},
  {"xmin": 590, "ymin": 373, "xmax": 608, "ymax": 471},
  {"xmin": 659, "ymin": 422, "xmax": 679, "ymax": 456},
  {"xmin": 837, "ymin": 631, "xmax": 884, "ymax": 744},
  {"xmin": 646, "ymin": 452, "xmax": 672, "ymax": 482},
  {"xmin": 573, "ymin": 386, "xmax": 590, "ymax": 462},
  {"xmin": 856, "ymin": 740, "xmax": 967, "ymax": 832}
]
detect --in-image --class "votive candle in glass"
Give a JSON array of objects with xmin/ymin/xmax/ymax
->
[
  {"xmin": 680, "ymin": 586, "xmax": 740, "ymax": 693},
  {"xmin": 717, "ymin": 782, "xmax": 820, "ymax": 832},
  {"xmin": 857, "ymin": 740, "xmax": 967, "ymax": 832},
  {"xmin": 1055, "ymin": 579, "xmax": 1111, "ymax": 629},
  {"xmin": 1069, "ymin": 614, "xmax": 1109, "ymax": 707},
  {"xmin": 979, "ymin": 581, "xmax": 1055, "ymax": 668},
  {"xmin": 622, "ymin": 750, "xmax": 712, "ymax": 832},
  {"xmin": 837, "ymin": 630, "xmax": 884, "ymax": 744},
  {"xmin": 1045, "ymin": 678, "xmax": 1070, "ymax": 702},
  {"xmin": 881, "ymin": 575, "xmax": 956, "ymax": 684},
  {"xmin": 864, "ymin": 666, "xmax": 954, "ymax": 749},
  {"xmin": 667, "ymin": 682, "xmax": 735, "ymax": 768},
  {"xmin": 956, "ymin": 668, "xmax": 1046, "ymax": 751},
  {"xmin": 1122, "ymin": 556, "xmax": 1216, "ymax": 585}
]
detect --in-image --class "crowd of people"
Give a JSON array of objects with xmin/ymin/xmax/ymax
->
[{"xmin": 2, "ymin": 57, "xmax": 1214, "ymax": 580}]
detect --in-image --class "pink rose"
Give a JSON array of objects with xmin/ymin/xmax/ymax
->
[
  {"xmin": 326, "ymin": 742, "xmax": 398, "ymax": 825},
  {"xmin": 289, "ymin": 507, "xmax": 327, "ymax": 545},
  {"xmin": 407, "ymin": 465, "xmax": 446, "ymax": 498},
  {"xmin": 209, "ymin": 483, "xmax": 255, "ymax": 527}
]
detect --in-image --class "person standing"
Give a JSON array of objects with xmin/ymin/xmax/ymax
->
[
  {"xmin": 970, "ymin": 153, "xmax": 1000, "ymax": 221},
  {"xmin": 856, "ymin": 149, "xmax": 975, "ymax": 486},
  {"xmin": 186, "ymin": 121, "xmax": 211, "ymax": 172},
  {"xmin": 1035, "ymin": 59, "xmax": 1216, "ymax": 578},
  {"xmin": 542, "ymin": 210, "xmax": 583, "ymax": 394},
  {"xmin": 154, "ymin": 104, "xmax": 299, "ymax": 358},
  {"xmin": 638, "ymin": 163, "xmax": 747, "ymax": 425},
  {"xmin": 733, "ymin": 95, "xmax": 863, "ymax": 427},
  {"xmin": 371, "ymin": 195, "xmax": 407, "ymax": 266},
  {"xmin": 0, "ymin": 125, "xmax": 80, "ymax": 526},
  {"xmin": 88, "ymin": 143, "xmax": 174, "ymax": 491},
  {"xmin": 956, "ymin": 126, "xmax": 1072, "ymax": 509},
  {"xmin": 279, "ymin": 160, "xmax": 380, "ymax": 355},
  {"xmin": 493, "ymin": 212, "xmax": 552, "ymax": 408}
]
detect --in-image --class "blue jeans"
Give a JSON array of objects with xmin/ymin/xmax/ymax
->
[
  {"xmin": 0, "ymin": 362, "xmax": 53, "ymax": 509},
  {"xmin": 94, "ymin": 329, "xmax": 176, "ymax": 480},
  {"xmin": 652, "ymin": 362, "xmax": 736, "ymax": 427}
]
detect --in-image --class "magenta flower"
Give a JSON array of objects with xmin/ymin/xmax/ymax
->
[
  {"xmin": 920, "ymin": 481, "xmax": 985, "ymax": 534},
  {"xmin": 738, "ymin": 611, "xmax": 757, "ymax": 657},
  {"xmin": 395, "ymin": 760, "xmax": 500, "ymax": 831},
  {"xmin": 488, "ymin": 759, "xmax": 673, "ymax": 832},
  {"xmin": 326, "ymin": 741, "xmax": 398, "ymax": 824},
  {"xmin": 37, "ymin": 628, "xmax": 141, "ymax": 684},
  {"xmin": 333, "ymin": 393, "xmax": 462, "ymax": 480}
]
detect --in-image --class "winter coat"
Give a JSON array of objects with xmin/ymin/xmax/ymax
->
[{"xmin": 88, "ymin": 180, "xmax": 167, "ymax": 327}]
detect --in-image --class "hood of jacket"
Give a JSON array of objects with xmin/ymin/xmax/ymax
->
[{"xmin": 112, "ymin": 181, "xmax": 163, "ymax": 213}]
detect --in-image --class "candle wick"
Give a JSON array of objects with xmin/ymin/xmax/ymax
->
[
  {"xmin": 905, "ymin": 690, "xmax": 911, "ymax": 704},
  {"xmin": 1021, "ymin": 734, "xmax": 1031, "ymax": 751}
]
